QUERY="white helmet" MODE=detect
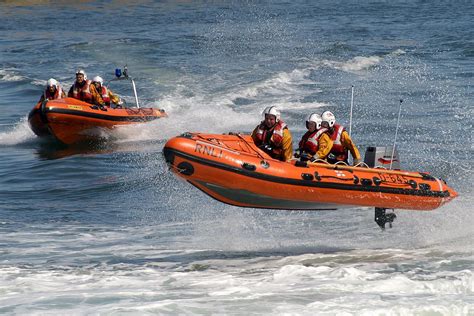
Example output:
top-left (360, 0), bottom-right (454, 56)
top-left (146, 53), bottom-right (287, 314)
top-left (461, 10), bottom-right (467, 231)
top-left (321, 110), bottom-right (336, 128)
top-left (306, 113), bottom-right (322, 130)
top-left (75, 69), bottom-right (87, 80)
top-left (262, 106), bottom-right (280, 121)
top-left (46, 78), bottom-right (58, 88)
top-left (92, 76), bottom-right (103, 85)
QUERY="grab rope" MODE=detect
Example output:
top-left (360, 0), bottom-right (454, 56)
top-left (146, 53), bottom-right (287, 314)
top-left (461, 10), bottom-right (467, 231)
top-left (312, 158), bottom-right (330, 164)
top-left (234, 133), bottom-right (268, 162)
top-left (353, 161), bottom-right (370, 168)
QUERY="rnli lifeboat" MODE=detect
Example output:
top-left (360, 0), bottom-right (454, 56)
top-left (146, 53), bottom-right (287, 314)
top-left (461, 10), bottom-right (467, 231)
top-left (163, 132), bottom-right (458, 228)
top-left (28, 97), bottom-right (167, 145)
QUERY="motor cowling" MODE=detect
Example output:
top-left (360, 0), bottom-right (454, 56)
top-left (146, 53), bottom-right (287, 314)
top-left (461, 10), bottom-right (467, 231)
top-left (364, 146), bottom-right (401, 169)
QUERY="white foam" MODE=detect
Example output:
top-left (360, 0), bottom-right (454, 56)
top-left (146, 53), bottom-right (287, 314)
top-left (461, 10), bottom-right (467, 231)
top-left (275, 100), bottom-right (330, 111)
top-left (0, 68), bottom-right (26, 82)
top-left (235, 68), bottom-right (313, 100)
top-left (0, 117), bottom-right (36, 145)
top-left (112, 104), bottom-right (255, 143)
top-left (0, 221), bottom-right (472, 315)
top-left (111, 67), bottom-right (323, 143)
top-left (390, 48), bottom-right (407, 56)
top-left (323, 55), bottom-right (382, 73)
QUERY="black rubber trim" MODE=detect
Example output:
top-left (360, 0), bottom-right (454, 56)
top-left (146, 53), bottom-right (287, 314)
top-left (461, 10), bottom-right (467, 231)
top-left (164, 146), bottom-right (451, 198)
top-left (44, 107), bottom-right (161, 122)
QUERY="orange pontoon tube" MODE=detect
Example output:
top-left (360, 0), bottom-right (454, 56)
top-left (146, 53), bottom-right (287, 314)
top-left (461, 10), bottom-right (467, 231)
top-left (163, 132), bottom-right (458, 228)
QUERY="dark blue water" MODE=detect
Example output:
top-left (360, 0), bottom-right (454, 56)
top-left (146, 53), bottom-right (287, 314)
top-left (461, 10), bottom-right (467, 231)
top-left (0, 1), bottom-right (472, 314)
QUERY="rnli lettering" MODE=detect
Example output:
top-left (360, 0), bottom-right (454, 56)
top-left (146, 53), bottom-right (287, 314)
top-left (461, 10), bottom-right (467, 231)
top-left (378, 173), bottom-right (408, 184)
top-left (195, 143), bottom-right (223, 158)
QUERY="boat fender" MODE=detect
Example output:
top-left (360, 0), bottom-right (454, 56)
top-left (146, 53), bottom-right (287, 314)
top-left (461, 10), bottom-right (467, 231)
top-left (408, 180), bottom-right (417, 189)
top-left (419, 183), bottom-right (431, 191)
top-left (372, 177), bottom-right (382, 186)
top-left (242, 162), bottom-right (256, 171)
top-left (353, 175), bottom-right (359, 184)
top-left (177, 161), bottom-right (194, 176)
top-left (361, 178), bottom-right (372, 186)
top-left (260, 161), bottom-right (270, 169)
top-left (314, 172), bottom-right (322, 181)
top-left (301, 173), bottom-right (314, 181)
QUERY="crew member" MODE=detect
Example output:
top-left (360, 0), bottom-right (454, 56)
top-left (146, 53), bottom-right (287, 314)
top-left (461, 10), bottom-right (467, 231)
top-left (321, 111), bottom-right (361, 165)
top-left (39, 78), bottom-right (65, 102)
top-left (90, 76), bottom-right (122, 109)
top-left (68, 69), bottom-right (93, 103)
top-left (296, 113), bottom-right (333, 162)
top-left (251, 106), bottom-right (293, 162)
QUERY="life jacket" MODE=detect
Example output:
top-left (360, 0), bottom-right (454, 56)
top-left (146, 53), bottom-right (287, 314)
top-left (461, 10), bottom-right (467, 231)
top-left (70, 80), bottom-right (92, 103)
top-left (44, 86), bottom-right (63, 100)
top-left (328, 124), bottom-right (348, 162)
top-left (99, 86), bottom-right (110, 106)
top-left (298, 128), bottom-right (328, 155)
top-left (254, 120), bottom-right (288, 157)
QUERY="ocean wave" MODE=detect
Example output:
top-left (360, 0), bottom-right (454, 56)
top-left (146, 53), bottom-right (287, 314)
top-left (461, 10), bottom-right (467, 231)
top-left (0, 68), bottom-right (26, 82)
top-left (235, 68), bottom-right (313, 100)
top-left (323, 55), bottom-right (382, 73)
top-left (321, 49), bottom-right (406, 73)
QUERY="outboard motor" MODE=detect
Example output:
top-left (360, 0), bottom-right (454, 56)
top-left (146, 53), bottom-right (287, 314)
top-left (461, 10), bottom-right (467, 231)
top-left (364, 146), bottom-right (400, 170)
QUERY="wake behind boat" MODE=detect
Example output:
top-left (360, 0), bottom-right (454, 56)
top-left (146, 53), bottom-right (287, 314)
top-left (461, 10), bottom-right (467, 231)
top-left (163, 132), bottom-right (458, 228)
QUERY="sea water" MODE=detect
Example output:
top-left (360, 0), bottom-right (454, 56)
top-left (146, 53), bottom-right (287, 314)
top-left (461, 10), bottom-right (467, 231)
top-left (0, 1), bottom-right (472, 315)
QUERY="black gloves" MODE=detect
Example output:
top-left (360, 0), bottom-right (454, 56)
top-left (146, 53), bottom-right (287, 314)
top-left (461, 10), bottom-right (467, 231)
top-left (294, 149), bottom-right (301, 158)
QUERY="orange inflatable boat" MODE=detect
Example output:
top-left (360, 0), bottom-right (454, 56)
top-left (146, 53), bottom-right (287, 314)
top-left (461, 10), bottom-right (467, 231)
top-left (163, 132), bottom-right (458, 228)
top-left (28, 97), bottom-right (167, 145)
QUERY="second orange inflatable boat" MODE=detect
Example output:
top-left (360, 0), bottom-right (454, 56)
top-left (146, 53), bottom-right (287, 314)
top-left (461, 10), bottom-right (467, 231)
top-left (163, 132), bottom-right (458, 228)
top-left (28, 97), bottom-right (167, 145)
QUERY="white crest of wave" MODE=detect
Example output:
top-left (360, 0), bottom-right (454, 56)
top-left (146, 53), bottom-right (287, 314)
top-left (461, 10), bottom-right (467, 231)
top-left (391, 48), bottom-right (407, 56)
top-left (322, 49), bottom-right (405, 73)
top-left (323, 55), bottom-right (382, 73)
top-left (278, 101), bottom-right (329, 111)
top-left (342, 56), bottom-right (382, 72)
top-left (0, 68), bottom-right (26, 82)
top-left (235, 69), bottom-right (313, 100)
top-left (31, 79), bottom-right (48, 87)
top-left (0, 117), bottom-right (35, 145)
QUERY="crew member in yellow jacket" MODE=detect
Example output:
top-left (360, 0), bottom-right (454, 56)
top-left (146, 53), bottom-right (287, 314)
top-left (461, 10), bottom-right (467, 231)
top-left (251, 106), bottom-right (293, 162)
top-left (321, 111), bottom-right (361, 165)
top-left (296, 112), bottom-right (333, 162)
top-left (90, 76), bottom-right (122, 110)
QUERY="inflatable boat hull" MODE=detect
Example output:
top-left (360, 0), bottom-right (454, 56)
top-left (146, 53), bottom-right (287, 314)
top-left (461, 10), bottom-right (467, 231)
top-left (163, 133), bottom-right (458, 211)
top-left (28, 98), bottom-right (167, 145)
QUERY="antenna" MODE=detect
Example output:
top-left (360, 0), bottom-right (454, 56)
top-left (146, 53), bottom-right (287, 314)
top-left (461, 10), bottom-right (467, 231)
top-left (390, 99), bottom-right (403, 170)
top-left (349, 85), bottom-right (354, 137)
